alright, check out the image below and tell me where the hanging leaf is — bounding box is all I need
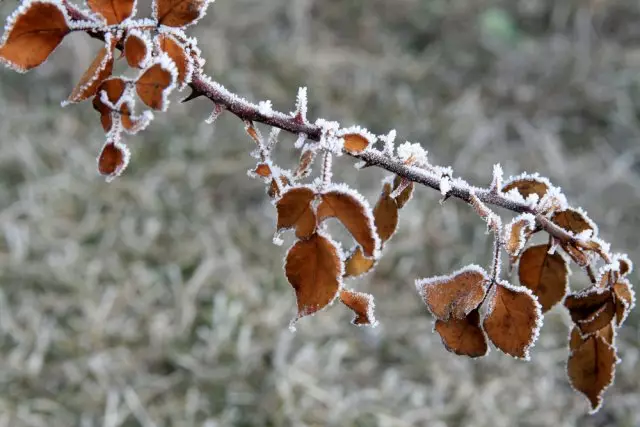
[67,37,115,103]
[93,77,129,131]
[153,0,210,28]
[340,289,377,326]
[294,149,316,178]
[564,287,615,335]
[502,173,550,200]
[518,244,569,312]
[156,33,192,87]
[392,175,414,209]
[124,30,151,69]
[0,0,71,73]
[87,0,136,24]
[343,246,376,278]
[373,184,399,243]
[317,186,380,258]
[285,233,342,323]
[567,332,617,413]
[275,186,316,240]
[98,139,130,181]
[483,280,542,359]
[503,214,536,258]
[434,309,488,358]
[612,279,635,326]
[267,175,290,199]
[135,55,177,111]
[415,265,488,321]
[552,208,597,237]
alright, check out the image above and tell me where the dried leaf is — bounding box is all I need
[88,0,136,24]
[483,280,542,359]
[392,175,414,209]
[434,309,488,358]
[253,163,271,178]
[504,213,536,258]
[124,30,150,69]
[275,187,316,240]
[285,233,342,322]
[552,209,597,237]
[294,149,316,178]
[0,0,70,72]
[157,33,191,87]
[340,289,377,326]
[67,40,114,103]
[317,188,380,258]
[343,246,376,278]
[135,56,177,111]
[342,133,370,154]
[570,324,614,351]
[518,244,569,312]
[612,279,635,326]
[154,0,210,27]
[373,188,399,243]
[267,175,290,199]
[562,243,591,267]
[98,139,130,181]
[567,333,616,413]
[415,265,488,321]
[564,287,615,335]
[502,174,550,200]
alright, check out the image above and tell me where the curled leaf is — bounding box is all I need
[483,280,542,359]
[0,0,71,72]
[564,287,615,335]
[392,175,414,209]
[275,186,316,240]
[503,213,536,258]
[518,244,569,312]
[157,33,192,87]
[434,309,488,358]
[415,265,488,321]
[343,246,376,278]
[612,279,634,326]
[124,30,151,69]
[340,289,377,326]
[67,37,115,103]
[502,173,550,200]
[285,233,342,323]
[373,185,399,243]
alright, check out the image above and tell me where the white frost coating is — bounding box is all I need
[320,182,382,260]
[537,186,568,213]
[136,53,178,112]
[491,163,503,191]
[124,29,152,69]
[258,100,273,117]
[315,118,342,155]
[272,233,284,246]
[266,127,281,152]
[485,280,543,361]
[294,87,308,122]
[205,103,224,124]
[397,142,428,166]
[439,176,452,197]
[294,133,307,150]
[0,0,74,73]
[379,129,396,157]
[502,172,553,193]
[415,264,488,318]
[286,229,345,332]
[611,253,633,276]
[503,213,536,257]
[123,110,154,135]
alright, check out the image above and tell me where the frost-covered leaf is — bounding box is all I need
[93,77,129,131]
[275,186,316,240]
[156,33,192,87]
[392,175,414,209]
[135,55,177,111]
[98,138,130,181]
[518,244,569,312]
[562,243,591,267]
[483,280,542,359]
[317,185,380,258]
[124,30,151,69]
[415,265,488,321]
[373,182,399,243]
[341,133,370,154]
[504,213,536,258]
[294,148,316,179]
[340,289,377,326]
[434,309,488,358]
[612,279,634,326]
[343,246,376,278]
[0,0,71,72]
[567,332,617,413]
[87,0,136,24]
[267,175,290,199]
[252,163,272,178]
[67,37,115,103]
[285,233,342,323]
[502,173,550,200]
[552,208,597,237]
[564,287,615,335]
[153,0,210,27]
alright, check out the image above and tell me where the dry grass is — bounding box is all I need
[0,0,638,425]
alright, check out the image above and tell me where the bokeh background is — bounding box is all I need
[0,0,639,425]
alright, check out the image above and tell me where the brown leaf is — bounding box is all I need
[67,40,114,103]
[483,280,542,359]
[373,187,399,243]
[342,133,370,154]
[124,31,150,69]
[294,149,316,178]
[434,309,488,358]
[285,233,342,322]
[567,333,616,413]
[344,246,376,278]
[612,279,635,326]
[392,175,414,209]
[93,77,128,131]
[0,0,70,72]
[502,175,550,200]
[340,289,377,326]
[98,140,129,181]
[157,34,191,87]
[253,163,271,178]
[562,243,591,267]
[275,187,316,240]
[564,287,614,335]
[518,244,569,312]
[267,175,290,199]
[88,0,135,24]
[154,0,209,27]
[504,214,536,258]
[317,188,380,258]
[416,265,488,321]
[135,57,176,111]
[552,209,597,236]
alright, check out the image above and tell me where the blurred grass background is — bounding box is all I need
[0,0,639,425]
